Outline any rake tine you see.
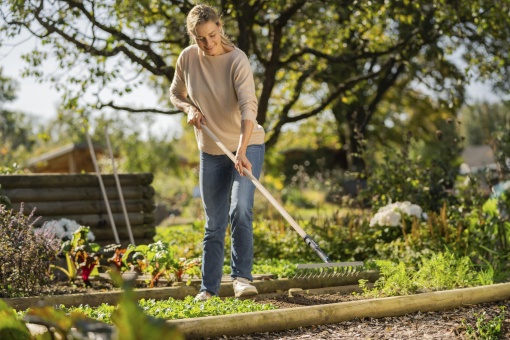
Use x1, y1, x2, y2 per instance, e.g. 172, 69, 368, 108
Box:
294, 261, 364, 279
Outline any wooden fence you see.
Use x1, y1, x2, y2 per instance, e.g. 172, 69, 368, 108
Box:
0, 173, 156, 245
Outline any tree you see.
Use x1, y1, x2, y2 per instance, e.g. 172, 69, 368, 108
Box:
0, 68, 36, 170
36, 107, 181, 175
458, 101, 510, 146
1, 0, 509, 165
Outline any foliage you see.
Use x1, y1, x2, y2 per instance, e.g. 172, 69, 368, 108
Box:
458, 101, 510, 147
154, 222, 204, 259
0, 68, 38, 170
360, 251, 493, 298
0, 204, 60, 298
221, 258, 298, 279
413, 252, 487, 291
491, 125, 510, 181
0, 299, 31, 340
33, 110, 181, 175
1, 276, 184, 339
53, 226, 101, 287
57, 295, 277, 325
463, 306, 506, 340
0, 110, 37, 171
2, 1, 510, 159
124, 241, 201, 286
110, 274, 184, 340
359, 119, 463, 212
360, 260, 416, 297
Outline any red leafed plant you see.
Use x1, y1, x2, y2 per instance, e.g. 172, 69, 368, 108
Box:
52, 226, 102, 287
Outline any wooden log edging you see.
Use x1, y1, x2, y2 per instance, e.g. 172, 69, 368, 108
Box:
168, 282, 510, 339
5, 272, 379, 311
4, 285, 198, 312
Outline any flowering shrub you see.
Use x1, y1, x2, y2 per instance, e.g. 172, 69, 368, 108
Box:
369, 201, 424, 227
40, 218, 95, 242
0, 204, 60, 297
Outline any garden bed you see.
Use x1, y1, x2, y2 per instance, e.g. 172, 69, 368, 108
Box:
4, 271, 379, 310
7, 272, 510, 339
170, 282, 510, 339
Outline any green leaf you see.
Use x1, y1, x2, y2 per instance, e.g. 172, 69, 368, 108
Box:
0, 300, 31, 340
111, 281, 184, 340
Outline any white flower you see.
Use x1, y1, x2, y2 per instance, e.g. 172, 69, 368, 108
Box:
41, 220, 66, 239
369, 201, 424, 228
40, 218, 95, 241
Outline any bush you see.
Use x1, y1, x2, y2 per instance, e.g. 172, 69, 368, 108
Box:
0, 204, 60, 297
359, 120, 463, 212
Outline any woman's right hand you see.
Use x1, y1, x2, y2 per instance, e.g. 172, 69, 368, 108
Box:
187, 106, 206, 128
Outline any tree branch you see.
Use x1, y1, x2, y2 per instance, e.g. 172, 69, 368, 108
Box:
96, 101, 181, 115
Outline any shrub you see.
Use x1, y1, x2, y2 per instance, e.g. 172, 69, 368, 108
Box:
359, 120, 463, 212
0, 204, 60, 297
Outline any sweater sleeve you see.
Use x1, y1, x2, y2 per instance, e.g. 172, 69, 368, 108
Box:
233, 54, 258, 124
169, 51, 192, 113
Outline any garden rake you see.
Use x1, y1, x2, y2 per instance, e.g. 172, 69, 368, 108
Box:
201, 125, 364, 279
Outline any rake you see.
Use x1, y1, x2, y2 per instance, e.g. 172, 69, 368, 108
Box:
201, 125, 364, 278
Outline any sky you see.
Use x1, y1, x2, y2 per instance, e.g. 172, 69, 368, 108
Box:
0, 33, 506, 135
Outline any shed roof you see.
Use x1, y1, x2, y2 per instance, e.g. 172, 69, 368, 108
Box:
26, 143, 105, 173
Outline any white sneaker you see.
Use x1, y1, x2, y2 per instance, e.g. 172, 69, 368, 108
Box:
233, 277, 258, 298
194, 291, 212, 302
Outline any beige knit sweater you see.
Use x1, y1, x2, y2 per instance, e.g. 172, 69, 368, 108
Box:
169, 45, 265, 155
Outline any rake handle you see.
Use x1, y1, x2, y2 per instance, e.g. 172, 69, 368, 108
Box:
201, 125, 331, 263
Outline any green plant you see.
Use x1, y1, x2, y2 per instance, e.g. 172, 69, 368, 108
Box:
464, 306, 506, 339
154, 222, 204, 259
359, 120, 462, 213
0, 299, 31, 339
365, 260, 416, 297
2, 274, 184, 339
414, 251, 486, 291
52, 226, 102, 287
124, 241, 201, 287
55, 295, 277, 324
0, 204, 60, 298
363, 251, 493, 298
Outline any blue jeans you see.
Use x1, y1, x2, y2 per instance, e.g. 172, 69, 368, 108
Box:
199, 144, 265, 295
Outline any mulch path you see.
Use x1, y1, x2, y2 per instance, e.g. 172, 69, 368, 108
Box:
219, 293, 510, 339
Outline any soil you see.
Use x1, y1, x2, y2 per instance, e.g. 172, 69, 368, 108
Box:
17, 279, 510, 339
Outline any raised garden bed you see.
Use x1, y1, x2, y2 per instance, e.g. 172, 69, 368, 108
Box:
5, 271, 510, 339
4, 271, 379, 310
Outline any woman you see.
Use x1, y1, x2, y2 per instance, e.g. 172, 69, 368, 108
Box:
169, 4, 265, 301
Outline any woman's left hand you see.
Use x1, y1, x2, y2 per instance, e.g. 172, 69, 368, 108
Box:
235, 152, 252, 176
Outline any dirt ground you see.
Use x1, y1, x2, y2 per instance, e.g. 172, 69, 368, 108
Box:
19, 279, 510, 339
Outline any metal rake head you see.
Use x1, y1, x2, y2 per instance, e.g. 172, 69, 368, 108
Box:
293, 261, 364, 279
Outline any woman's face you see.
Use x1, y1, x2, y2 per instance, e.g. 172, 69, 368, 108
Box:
194, 21, 224, 56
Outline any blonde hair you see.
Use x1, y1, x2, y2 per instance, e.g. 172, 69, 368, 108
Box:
187, 4, 234, 47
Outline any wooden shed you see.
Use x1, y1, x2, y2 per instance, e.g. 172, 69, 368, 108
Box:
26, 143, 105, 174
